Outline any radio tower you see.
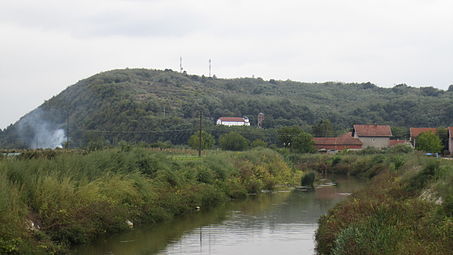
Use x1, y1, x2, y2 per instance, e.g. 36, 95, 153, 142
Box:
180, 56, 183, 73
209, 59, 212, 77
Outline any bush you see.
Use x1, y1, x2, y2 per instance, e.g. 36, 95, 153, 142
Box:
219, 132, 249, 151
188, 131, 215, 150
388, 144, 413, 153
251, 139, 267, 148
301, 172, 315, 187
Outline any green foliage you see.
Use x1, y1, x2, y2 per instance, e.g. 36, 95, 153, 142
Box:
277, 126, 315, 153
406, 160, 440, 193
251, 139, 267, 148
387, 144, 413, 154
0, 148, 295, 253
300, 172, 315, 187
391, 126, 409, 139
188, 131, 215, 150
312, 119, 335, 137
315, 154, 453, 255
219, 132, 249, 151
415, 131, 443, 153
2, 69, 453, 149
277, 126, 301, 147
436, 128, 449, 152
292, 131, 315, 153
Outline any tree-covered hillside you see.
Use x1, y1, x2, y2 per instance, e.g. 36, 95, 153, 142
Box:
1, 68, 452, 148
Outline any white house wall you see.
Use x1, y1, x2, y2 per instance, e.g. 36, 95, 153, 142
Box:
218, 121, 250, 126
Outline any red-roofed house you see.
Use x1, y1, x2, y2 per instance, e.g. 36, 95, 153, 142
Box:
313, 132, 362, 151
352, 124, 392, 149
410, 128, 437, 147
449, 127, 453, 155
216, 117, 250, 126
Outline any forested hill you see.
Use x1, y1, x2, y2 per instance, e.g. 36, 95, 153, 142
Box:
1, 68, 452, 148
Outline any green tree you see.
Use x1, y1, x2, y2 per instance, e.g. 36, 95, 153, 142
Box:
277, 126, 303, 147
391, 127, 409, 140
436, 128, 449, 152
188, 131, 215, 149
277, 126, 315, 152
219, 132, 249, 151
312, 120, 334, 137
415, 132, 443, 153
292, 131, 315, 153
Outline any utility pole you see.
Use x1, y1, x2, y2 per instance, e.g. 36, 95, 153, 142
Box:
198, 111, 202, 157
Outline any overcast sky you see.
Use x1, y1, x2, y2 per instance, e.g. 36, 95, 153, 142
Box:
1, 0, 452, 129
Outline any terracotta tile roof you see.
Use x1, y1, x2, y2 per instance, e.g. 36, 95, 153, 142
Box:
389, 140, 409, 146
410, 128, 437, 138
336, 132, 363, 145
353, 124, 392, 137
448, 127, 453, 137
218, 117, 246, 122
313, 133, 362, 150
313, 137, 337, 145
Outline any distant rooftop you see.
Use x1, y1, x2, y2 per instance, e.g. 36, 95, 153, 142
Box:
353, 124, 392, 137
410, 128, 437, 138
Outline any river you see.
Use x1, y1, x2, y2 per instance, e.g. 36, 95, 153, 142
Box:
75, 176, 365, 255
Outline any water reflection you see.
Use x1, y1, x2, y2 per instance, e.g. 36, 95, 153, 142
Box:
75, 176, 365, 255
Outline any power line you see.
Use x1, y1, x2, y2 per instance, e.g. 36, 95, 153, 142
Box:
82, 128, 195, 134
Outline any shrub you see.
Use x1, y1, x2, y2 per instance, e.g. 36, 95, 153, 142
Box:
188, 131, 215, 150
219, 132, 249, 151
301, 172, 315, 187
251, 139, 267, 148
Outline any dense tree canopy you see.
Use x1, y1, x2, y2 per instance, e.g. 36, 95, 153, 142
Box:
277, 126, 315, 153
312, 120, 335, 137
1, 68, 452, 149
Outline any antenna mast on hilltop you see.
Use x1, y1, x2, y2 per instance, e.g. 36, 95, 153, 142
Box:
209, 59, 212, 77
180, 56, 183, 73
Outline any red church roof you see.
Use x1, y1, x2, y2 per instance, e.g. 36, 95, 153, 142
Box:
218, 117, 246, 122
410, 128, 437, 138
353, 124, 392, 137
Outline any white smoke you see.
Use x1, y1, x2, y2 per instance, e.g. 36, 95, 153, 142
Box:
17, 108, 67, 149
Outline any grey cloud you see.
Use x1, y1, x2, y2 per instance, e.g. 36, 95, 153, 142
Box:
0, 0, 209, 38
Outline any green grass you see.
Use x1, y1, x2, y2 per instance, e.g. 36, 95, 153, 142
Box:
0, 147, 295, 254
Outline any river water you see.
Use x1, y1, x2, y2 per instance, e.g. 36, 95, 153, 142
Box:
75, 176, 365, 255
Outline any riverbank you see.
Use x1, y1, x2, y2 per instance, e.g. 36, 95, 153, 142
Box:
0, 147, 297, 254
304, 153, 453, 255
75, 175, 365, 255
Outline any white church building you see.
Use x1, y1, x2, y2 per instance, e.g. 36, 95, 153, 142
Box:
216, 117, 250, 126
